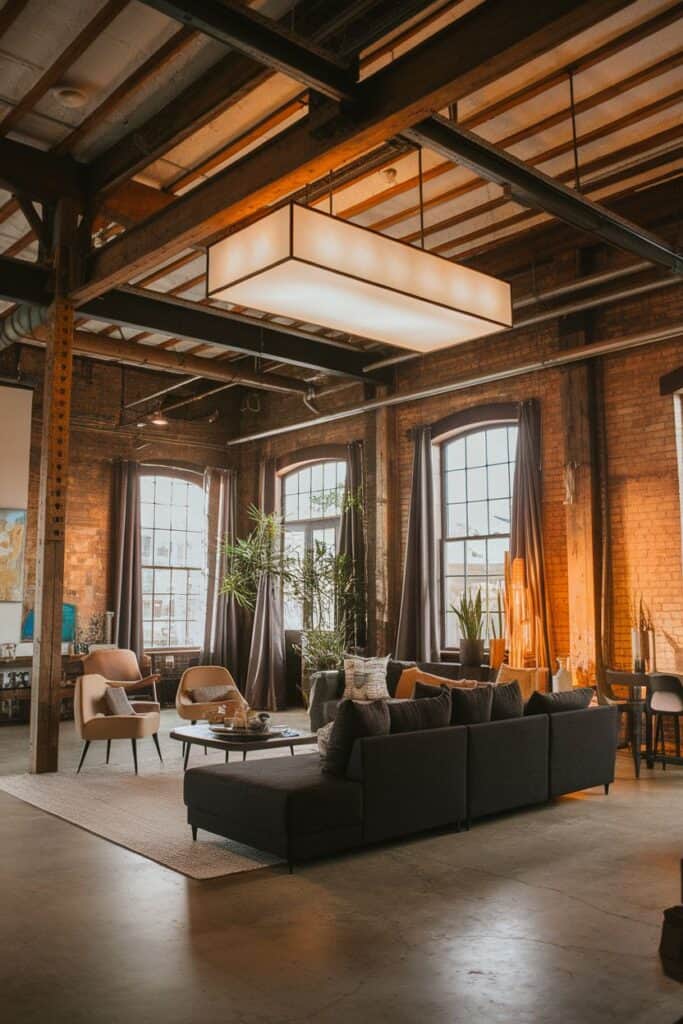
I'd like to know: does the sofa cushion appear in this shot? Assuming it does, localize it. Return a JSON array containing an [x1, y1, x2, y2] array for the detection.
[[388, 687, 451, 733], [184, 754, 362, 845], [386, 660, 416, 697], [491, 679, 523, 721], [449, 683, 493, 725], [323, 699, 390, 776], [396, 668, 479, 699], [468, 715, 549, 819], [525, 687, 593, 716], [317, 720, 334, 755], [343, 655, 391, 701], [104, 686, 135, 716]]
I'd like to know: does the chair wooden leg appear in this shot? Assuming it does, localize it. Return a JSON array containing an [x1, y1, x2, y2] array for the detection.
[[131, 738, 138, 775], [675, 715, 681, 758], [76, 741, 90, 774], [106, 740, 111, 765], [191, 826, 197, 842], [225, 751, 229, 763], [604, 783, 610, 795], [242, 750, 247, 762], [152, 732, 163, 763], [184, 743, 191, 770]]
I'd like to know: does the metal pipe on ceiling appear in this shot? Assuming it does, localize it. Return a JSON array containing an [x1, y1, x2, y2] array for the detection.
[[227, 321, 683, 445], [124, 375, 202, 409]]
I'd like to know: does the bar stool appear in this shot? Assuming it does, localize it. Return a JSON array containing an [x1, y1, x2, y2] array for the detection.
[[648, 674, 683, 769]]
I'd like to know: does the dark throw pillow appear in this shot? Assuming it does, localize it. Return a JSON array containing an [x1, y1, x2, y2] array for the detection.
[[525, 687, 593, 716], [389, 687, 451, 734], [322, 699, 390, 776], [386, 659, 416, 697], [415, 680, 493, 726], [105, 686, 136, 716], [491, 679, 523, 721]]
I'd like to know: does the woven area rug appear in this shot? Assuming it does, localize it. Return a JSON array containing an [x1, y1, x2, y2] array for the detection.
[[0, 755, 283, 879]]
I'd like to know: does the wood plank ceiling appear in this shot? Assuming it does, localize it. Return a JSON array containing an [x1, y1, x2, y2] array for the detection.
[[0, 0, 681, 390]]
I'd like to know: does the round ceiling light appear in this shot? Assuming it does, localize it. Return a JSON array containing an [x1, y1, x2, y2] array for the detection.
[[52, 84, 89, 109], [149, 410, 169, 426]]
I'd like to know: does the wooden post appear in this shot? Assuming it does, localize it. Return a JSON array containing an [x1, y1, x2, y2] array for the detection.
[[559, 266, 603, 686], [369, 403, 400, 656], [30, 201, 76, 773]]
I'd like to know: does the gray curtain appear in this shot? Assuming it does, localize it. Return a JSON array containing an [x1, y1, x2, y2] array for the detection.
[[244, 458, 286, 709], [510, 399, 554, 671], [201, 468, 246, 688], [112, 460, 143, 660], [338, 441, 366, 649], [395, 426, 440, 662]]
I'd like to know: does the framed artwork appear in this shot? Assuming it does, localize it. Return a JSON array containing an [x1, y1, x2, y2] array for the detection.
[[0, 508, 26, 602]]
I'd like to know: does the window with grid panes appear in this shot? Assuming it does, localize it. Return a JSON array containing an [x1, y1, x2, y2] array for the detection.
[[441, 424, 518, 649], [281, 460, 347, 630], [140, 474, 206, 649]]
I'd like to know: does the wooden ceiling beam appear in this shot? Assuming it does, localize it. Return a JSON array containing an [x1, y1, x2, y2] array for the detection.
[[0, 0, 129, 137], [0, 137, 86, 203], [0, 0, 29, 38], [75, 0, 635, 303]]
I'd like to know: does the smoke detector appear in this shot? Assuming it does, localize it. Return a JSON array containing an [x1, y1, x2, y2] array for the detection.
[[381, 167, 398, 185], [52, 84, 89, 109]]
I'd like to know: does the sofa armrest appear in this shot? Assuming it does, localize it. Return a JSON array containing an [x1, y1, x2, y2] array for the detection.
[[348, 726, 468, 843], [309, 671, 344, 731], [131, 701, 161, 714], [549, 705, 618, 797]]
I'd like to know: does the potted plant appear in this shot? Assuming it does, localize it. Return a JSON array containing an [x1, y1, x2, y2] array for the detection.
[[451, 588, 484, 668], [630, 592, 652, 673]]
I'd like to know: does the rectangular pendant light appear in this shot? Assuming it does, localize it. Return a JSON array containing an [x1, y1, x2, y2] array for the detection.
[[207, 204, 512, 352]]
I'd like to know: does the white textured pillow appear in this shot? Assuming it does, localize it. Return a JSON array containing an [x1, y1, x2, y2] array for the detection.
[[317, 720, 335, 758], [343, 654, 391, 701]]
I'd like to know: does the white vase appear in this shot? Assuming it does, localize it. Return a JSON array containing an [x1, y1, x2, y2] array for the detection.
[[552, 656, 572, 693]]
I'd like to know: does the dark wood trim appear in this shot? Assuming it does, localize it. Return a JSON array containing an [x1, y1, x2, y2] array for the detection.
[[431, 402, 520, 443], [660, 364, 683, 395], [275, 443, 348, 474]]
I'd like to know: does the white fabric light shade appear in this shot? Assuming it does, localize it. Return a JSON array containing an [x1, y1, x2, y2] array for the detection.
[[207, 205, 512, 352]]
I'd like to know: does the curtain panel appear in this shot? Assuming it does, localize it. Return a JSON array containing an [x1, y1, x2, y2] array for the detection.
[[201, 468, 248, 687], [510, 399, 554, 671], [395, 426, 440, 662], [338, 440, 367, 649], [245, 457, 286, 710], [111, 460, 143, 660]]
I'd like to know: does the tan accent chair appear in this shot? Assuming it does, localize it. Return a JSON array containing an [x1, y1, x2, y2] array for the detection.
[[82, 648, 160, 703], [74, 674, 162, 774], [176, 665, 247, 725]]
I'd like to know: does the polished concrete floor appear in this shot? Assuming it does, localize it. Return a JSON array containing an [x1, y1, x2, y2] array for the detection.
[[1, 710, 682, 1024]]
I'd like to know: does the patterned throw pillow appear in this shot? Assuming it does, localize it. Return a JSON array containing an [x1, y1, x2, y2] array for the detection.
[[190, 684, 234, 704], [317, 720, 335, 759], [342, 654, 390, 701]]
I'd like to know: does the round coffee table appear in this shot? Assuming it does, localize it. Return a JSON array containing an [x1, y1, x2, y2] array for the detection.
[[170, 723, 317, 770]]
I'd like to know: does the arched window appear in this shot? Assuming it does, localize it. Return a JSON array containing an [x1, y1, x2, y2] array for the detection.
[[441, 423, 518, 648], [140, 472, 206, 649], [281, 459, 347, 629]]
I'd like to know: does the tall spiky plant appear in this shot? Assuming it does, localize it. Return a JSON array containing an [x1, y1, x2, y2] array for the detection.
[[450, 588, 483, 640]]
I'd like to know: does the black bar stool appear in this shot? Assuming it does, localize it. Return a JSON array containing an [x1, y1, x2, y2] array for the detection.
[[648, 674, 683, 769]]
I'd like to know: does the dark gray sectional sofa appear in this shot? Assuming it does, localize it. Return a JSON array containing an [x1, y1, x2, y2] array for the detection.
[[183, 704, 618, 868]]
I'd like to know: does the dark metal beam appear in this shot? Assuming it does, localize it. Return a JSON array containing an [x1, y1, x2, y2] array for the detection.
[[77, 0, 634, 301], [0, 138, 86, 204], [404, 115, 683, 273], [141, 0, 357, 100], [0, 256, 51, 304], [79, 288, 385, 380]]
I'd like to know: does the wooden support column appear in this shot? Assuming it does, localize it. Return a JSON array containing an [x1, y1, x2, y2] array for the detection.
[[367, 402, 400, 656], [30, 202, 76, 773], [559, 253, 603, 684]]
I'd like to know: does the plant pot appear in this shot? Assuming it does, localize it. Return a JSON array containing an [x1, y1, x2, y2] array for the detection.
[[488, 638, 506, 672], [459, 638, 484, 668]]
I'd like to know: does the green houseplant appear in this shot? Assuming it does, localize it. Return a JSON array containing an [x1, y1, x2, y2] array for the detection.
[[450, 588, 484, 667]]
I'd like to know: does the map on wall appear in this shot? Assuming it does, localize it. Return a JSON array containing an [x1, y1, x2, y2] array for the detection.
[[0, 509, 26, 602]]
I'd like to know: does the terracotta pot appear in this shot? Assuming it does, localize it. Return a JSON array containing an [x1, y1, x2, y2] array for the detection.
[[459, 638, 484, 668], [488, 638, 506, 672]]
